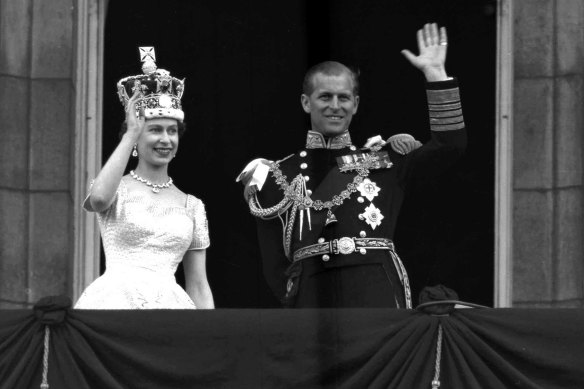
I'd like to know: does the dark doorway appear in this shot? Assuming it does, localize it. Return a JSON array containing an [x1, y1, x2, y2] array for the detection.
[[103, 0, 496, 307]]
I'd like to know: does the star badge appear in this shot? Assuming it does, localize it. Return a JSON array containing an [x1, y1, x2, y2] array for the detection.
[[357, 178, 380, 201], [359, 203, 384, 230]]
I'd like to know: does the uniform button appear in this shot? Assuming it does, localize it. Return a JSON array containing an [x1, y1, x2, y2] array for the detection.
[[318, 237, 325, 243], [300, 150, 307, 157], [350, 146, 357, 151], [360, 248, 367, 255], [359, 214, 365, 220], [304, 176, 310, 182], [322, 254, 330, 262], [300, 163, 307, 169], [357, 196, 365, 203], [307, 189, 312, 196], [360, 231, 366, 238]]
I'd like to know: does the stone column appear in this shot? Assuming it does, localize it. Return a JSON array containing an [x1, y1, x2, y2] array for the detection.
[[0, 0, 75, 307], [513, 0, 584, 307]]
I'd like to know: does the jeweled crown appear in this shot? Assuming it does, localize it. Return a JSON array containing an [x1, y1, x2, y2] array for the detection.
[[116, 47, 185, 122]]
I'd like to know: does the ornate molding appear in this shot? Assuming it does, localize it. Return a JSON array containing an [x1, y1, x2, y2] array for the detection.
[[72, 0, 108, 301]]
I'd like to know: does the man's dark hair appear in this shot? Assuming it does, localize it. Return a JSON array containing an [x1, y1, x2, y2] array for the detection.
[[119, 120, 187, 140], [302, 61, 360, 96]]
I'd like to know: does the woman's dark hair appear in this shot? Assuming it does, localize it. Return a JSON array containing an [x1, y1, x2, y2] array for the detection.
[[119, 120, 187, 140]]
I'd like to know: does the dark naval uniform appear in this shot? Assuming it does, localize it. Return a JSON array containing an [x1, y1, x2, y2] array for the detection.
[[248, 79, 466, 308]]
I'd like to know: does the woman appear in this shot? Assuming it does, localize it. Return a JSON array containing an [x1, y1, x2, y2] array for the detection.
[[75, 49, 214, 309]]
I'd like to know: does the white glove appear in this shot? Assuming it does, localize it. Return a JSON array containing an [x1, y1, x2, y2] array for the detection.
[[387, 133, 422, 155], [236, 158, 271, 200]]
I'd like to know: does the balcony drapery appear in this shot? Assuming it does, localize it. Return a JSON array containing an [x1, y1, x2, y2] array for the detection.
[[1, 299, 583, 388]]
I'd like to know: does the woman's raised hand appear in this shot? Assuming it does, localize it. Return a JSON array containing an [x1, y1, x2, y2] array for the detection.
[[125, 88, 146, 139]]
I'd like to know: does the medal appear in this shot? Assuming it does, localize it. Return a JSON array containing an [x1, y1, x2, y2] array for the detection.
[[357, 178, 380, 201], [359, 203, 384, 230], [337, 151, 393, 172]]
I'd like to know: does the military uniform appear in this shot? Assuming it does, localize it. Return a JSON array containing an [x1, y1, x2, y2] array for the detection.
[[247, 79, 466, 308]]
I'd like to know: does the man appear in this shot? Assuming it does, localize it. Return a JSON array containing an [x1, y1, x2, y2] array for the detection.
[[238, 23, 466, 308]]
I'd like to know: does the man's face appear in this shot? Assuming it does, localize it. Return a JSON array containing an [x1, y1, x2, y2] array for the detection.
[[301, 72, 359, 136]]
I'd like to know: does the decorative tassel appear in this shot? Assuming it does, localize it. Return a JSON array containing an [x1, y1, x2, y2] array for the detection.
[[299, 205, 304, 241], [325, 210, 337, 226]]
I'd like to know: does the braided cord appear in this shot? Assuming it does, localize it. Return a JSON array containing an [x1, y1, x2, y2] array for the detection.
[[431, 324, 443, 389], [248, 173, 305, 219], [40, 326, 50, 389], [248, 192, 291, 219]]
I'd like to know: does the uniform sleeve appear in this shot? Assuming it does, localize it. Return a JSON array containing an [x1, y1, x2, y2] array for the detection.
[[398, 78, 467, 187], [188, 196, 210, 250], [255, 171, 286, 208], [255, 217, 290, 303]]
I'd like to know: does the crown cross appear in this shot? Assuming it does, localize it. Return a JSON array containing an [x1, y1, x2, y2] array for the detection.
[[139, 47, 156, 62]]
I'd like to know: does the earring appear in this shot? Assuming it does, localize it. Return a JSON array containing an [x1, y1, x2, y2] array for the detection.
[[132, 144, 138, 157]]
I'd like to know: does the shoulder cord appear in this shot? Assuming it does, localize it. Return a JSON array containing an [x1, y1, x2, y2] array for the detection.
[[248, 173, 304, 220], [249, 174, 305, 259]]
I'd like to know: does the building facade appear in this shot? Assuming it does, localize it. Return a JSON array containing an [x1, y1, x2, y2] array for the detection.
[[0, 0, 582, 308]]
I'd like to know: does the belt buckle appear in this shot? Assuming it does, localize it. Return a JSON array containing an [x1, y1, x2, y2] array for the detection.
[[336, 237, 356, 255]]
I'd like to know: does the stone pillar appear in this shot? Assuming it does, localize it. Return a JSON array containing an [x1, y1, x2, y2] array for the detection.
[[513, 0, 584, 307], [0, 0, 75, 307]]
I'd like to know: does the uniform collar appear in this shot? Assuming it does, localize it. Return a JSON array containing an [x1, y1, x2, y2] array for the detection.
[[305, 130, 353, 149]]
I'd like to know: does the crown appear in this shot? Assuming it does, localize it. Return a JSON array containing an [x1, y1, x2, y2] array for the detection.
[[116, 47, 185, 122]]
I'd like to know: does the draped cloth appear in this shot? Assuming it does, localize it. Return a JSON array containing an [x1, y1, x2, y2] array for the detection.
[[1, 298, 583, 389]]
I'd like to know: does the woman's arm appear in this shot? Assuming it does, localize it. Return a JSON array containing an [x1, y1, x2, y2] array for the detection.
[[88, 91, 145, 212], [183, 249, 215, 309]]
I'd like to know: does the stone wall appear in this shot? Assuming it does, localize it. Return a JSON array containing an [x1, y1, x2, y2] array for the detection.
[[513, 0, 584, 307], [0, 0, 75, 308]]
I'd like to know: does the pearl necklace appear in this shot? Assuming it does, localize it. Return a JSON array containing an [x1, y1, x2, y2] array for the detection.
[[130, 170, 173, 193]]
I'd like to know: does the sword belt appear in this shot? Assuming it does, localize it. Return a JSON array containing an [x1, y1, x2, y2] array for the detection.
[[293, 237, 394, 262]]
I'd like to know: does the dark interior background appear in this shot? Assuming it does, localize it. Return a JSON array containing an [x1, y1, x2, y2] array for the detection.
[[103, 0, 496, 307]]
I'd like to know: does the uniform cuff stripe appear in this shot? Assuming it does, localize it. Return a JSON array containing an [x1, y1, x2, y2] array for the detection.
[[431, 122, 465, 131], [429, 102, 462, 111], [426, 88, 461, 104], [430, 116, 464, 125], [429, 109, 463, 118]]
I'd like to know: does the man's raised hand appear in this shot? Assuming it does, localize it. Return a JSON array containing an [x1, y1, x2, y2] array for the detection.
[[401, 23, 449, 82]]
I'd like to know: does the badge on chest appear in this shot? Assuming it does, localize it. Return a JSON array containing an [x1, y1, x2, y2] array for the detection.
[[336, 151, 393, 172]]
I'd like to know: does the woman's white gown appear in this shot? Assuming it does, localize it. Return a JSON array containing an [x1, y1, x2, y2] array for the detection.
[[75, 180, 210, 309]]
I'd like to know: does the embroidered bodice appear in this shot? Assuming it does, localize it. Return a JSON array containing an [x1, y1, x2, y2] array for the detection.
[[97, 180, 209, 277]]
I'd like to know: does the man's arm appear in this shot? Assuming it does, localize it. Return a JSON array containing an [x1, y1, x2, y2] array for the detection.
[[363, 134, 423, 155], [394, 24, 466, 186]]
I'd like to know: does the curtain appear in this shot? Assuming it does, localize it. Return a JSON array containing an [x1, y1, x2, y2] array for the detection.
[[1, 297, 583, 389]]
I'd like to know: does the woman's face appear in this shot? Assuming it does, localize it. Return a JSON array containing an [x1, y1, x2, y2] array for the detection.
[[136, 118, 179, 167]]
